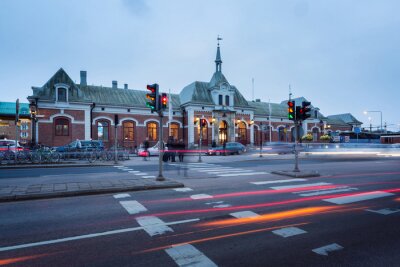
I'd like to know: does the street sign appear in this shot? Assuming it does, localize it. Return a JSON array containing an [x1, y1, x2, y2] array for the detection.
[[354, 127, 361, 134]]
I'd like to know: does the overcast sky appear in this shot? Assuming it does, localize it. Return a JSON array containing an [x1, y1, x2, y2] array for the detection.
[[0, 0, 399, 130]]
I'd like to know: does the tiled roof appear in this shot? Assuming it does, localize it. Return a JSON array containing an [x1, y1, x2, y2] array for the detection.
[[327, 113, 362, 125]]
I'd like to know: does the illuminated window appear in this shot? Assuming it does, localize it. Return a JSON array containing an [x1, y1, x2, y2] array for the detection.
[[147, 122, 157, 141], [238, 122, 246, 141], [170, 123, 179, 140], [97, 121, 109, 141], [123, 121, 134, 141], [55, 118, 69, 136]]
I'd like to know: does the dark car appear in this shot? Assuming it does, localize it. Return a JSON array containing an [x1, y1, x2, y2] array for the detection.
[[54, 140, 104, 153], [207, 142, 247, 155]]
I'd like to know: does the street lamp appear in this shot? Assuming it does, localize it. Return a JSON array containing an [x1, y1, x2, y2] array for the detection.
[[364, 110, 383, 133]]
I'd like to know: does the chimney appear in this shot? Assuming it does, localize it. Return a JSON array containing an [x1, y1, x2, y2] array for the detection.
[[80, 71, 87, 86], [112, 80, 118, 89], [124, 84, 128, 89]]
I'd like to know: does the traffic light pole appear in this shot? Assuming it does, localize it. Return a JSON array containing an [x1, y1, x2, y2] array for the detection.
[[198, 125, 202, 162], [157, 112, 165, 181], [293, 120, 300, 172]]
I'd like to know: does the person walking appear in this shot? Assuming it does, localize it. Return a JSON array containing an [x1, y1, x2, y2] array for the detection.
[[178, 139, 185, 162], [143, 137, 149, 161]]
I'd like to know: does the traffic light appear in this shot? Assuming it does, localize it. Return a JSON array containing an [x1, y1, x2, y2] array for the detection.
[[146, 84, 159, 112], [287, 101, 295, 120], [161, 93, 168, 110], [200, 118, 207, 128], [296, 106, 303, 120], [302, 101, 312, 120]]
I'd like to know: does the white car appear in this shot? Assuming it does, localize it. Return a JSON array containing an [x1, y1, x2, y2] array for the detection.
[[138, 141, 166, 157]]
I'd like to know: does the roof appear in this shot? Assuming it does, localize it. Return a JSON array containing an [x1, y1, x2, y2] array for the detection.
[[29, 68, 181, 109], [248, 101, 288, 117], [0, 102, 30, 116], [326, 113, 362, 125]]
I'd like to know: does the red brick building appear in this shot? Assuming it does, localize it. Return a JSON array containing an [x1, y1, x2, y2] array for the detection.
[[27, 45, 361, 149]]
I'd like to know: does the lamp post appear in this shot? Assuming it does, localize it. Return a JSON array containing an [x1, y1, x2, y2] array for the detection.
[[364, 110, 382, 133]]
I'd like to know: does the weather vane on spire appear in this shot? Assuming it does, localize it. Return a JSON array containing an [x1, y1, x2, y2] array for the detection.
[[217, 35, 223, 46]]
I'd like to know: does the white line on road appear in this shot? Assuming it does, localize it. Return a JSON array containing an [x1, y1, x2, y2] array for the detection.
[[119, 200, 147, 214], [213, 204, 232, 208], [323, 191, 394, 205], [128, 171, 140, 173], [251, 179, 307, 185], [174, 188, 193, 192], [366, 208, 400, 215], [230, 211, 260, 218], [191, 167, 235, 171], [312, 243, 343, 256], [272, 227, 307, 238], [207, 170, 251, 174], [217, 172, 269, 177], [205, 201, 224, 205], [190, 194, 213, 200], [142, 176, 156, 178], [165, 243, 218, 267], [113, 193, 130, 199], [136, 216, 174, 236], [298, 187, 358, 197], [113, 166, 124, 168], [133, 172, 148, 176], [0, 218, 200, 252], [270, 182, 331, 190]]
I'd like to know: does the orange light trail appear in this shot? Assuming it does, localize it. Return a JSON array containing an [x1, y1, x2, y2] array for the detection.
[[0, 253, 49, 265], [138, 222, 309, 254]]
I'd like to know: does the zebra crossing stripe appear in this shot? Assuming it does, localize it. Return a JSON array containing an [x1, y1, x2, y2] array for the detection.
[[272, 227, 307, 238], [323, 191, 394, 204], [366, 208, 400, 215], [136, 216, 173, 236], [142, 176, 156, 178], [230, 211, 260, 218], [190, 194, 213, 200], [270, 182, 331, 190], [251, 179, 307, 185], [217, 172, 269, 177], [113, 193, 130, 199], [174, 188, 193, 192], [298, 187, 358, 197], [119, 200, 147, 214], [312, 243, 343, 256], [165, 244, 218, 267]]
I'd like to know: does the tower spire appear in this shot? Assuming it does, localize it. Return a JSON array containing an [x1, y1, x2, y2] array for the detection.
[[215, 35, 222, 72]]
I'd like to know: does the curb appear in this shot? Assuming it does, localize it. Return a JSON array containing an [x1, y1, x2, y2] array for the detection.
[[0, 163, 115, 169], [0, 181, 184, 203], [271, 170, 320, 178]]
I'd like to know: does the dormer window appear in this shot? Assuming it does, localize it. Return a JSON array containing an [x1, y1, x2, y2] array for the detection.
[[58, 88, 67, 102]]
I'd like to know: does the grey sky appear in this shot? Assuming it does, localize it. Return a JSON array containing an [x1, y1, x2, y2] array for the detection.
[[0, 0, 399, 130]]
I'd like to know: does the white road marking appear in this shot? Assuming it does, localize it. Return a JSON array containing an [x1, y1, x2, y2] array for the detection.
[[207, 170, 251, 174], [272, 227, 307, 238], [213, 204, 232, 208], [270, 182, 331, 190], [0, 218, 199, 252], [113, 193, 130, 199], [165, 244, 218, 267], [190, 194, 213, 200], [323, 191, 394, 205], [192, 167, 235, 171], [366, 208, 400, 215], [205, 201, 224, 205], [113, 166, 123, 168], [133, 172, 148, 176], [136, 216, 173, 236], [230, 211, 260, 218], [251, 179, 307, 185], [122, 168, 133, 171], [174, 188, 193, 192], [312, 243, 343, 256], [142, 176, 156, 178], [119, 200, 147, 214], [128, 171, 140, 173], [217, 172, 269, 177], [298, 187, 358, 197]]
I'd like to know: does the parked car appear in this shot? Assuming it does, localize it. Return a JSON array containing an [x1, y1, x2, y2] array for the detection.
[[54, 140, 104, 153], [137, 141, 166, 157], [207, 142, 247, 155], [262, 142, 303, 154], [0, 139, 23, 153]]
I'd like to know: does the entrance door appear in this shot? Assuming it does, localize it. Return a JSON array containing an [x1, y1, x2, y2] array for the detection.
[[219, 121, 228, 144]]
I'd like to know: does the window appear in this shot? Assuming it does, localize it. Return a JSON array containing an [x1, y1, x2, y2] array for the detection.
[[225, 95, 230, 106], [219, 95, 223, 105], [20, 122, 29, 130], [20, 132, 28, 139], [170, 123, 179, 141], [55, 118, 69, 136], [123, 121, 135, 141], [238, 122, 246, 142], [97, 121, 109, 141], [58, 88, 67, 102], [147, 122, 157, 141]]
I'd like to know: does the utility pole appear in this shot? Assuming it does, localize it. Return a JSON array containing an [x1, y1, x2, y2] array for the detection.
[[157, 113, 165, 181]]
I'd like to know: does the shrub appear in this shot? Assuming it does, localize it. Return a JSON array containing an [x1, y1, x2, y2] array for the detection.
[[320, 134, 331, 141], [301, 134, 313, 141]]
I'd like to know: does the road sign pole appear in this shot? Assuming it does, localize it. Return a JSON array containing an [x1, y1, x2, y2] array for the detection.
[[293, 120, 300, 172]]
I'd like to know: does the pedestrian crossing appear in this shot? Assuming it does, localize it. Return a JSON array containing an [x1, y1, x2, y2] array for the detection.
[[169, 162, 269, 177], [114, 165, 156, 179]]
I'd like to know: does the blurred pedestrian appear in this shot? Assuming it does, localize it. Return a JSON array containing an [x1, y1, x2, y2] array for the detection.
[[178, 139, 185, 162], [143, 137, 149, 161]]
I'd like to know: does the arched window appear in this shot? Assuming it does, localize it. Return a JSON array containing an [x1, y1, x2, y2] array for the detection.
[[147, 122, 157, 141], [218, 95, 223, 105], [197, 121, 208, 145], [219, 120, 227, 144], [170, 123, 179, 141], [278, 127, 285, 142], [225, 95, 230, 106], [123, 121, 135, 141], [97, 121, 109, 141], [55, 118, 69, 136], [238, 122, 246, 144]]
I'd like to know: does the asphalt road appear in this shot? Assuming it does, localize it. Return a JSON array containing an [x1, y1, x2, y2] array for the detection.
[[0, 154, 399, 266]]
